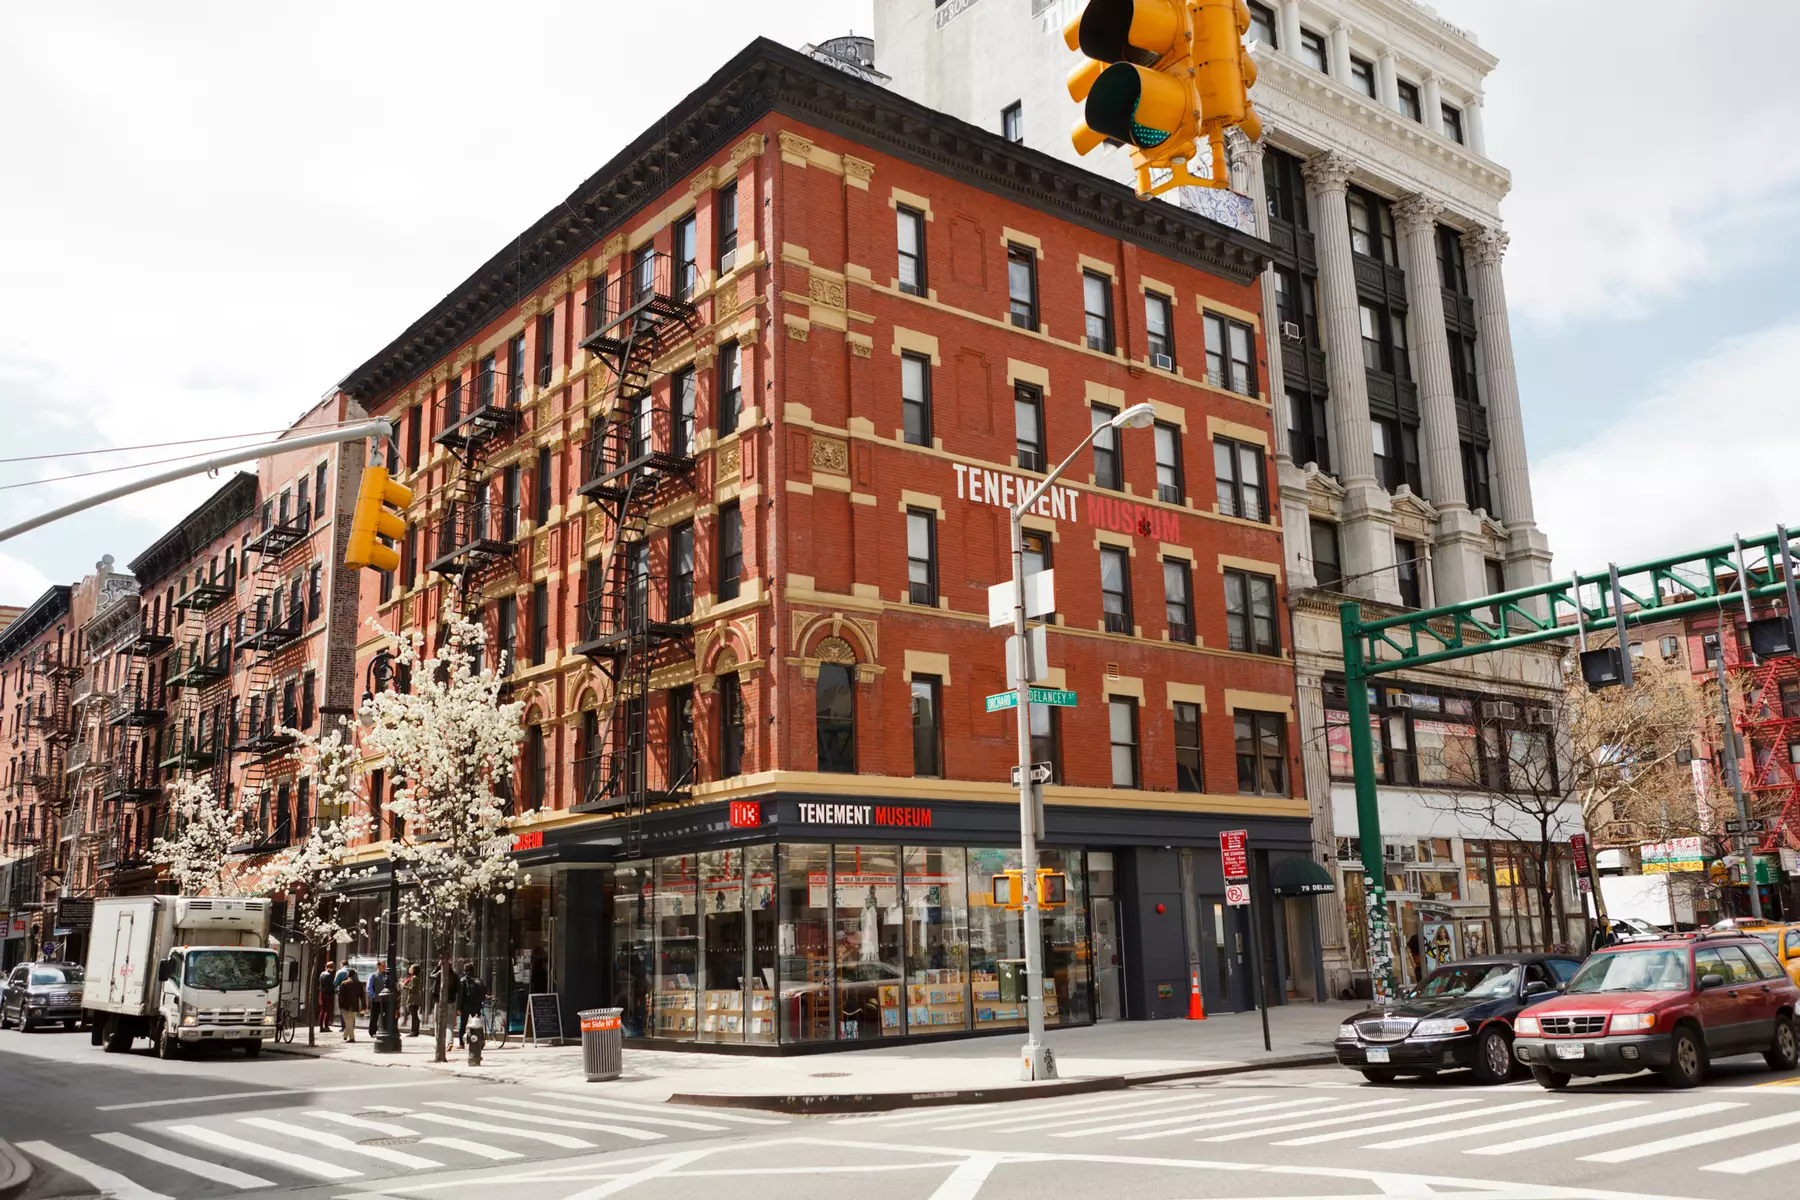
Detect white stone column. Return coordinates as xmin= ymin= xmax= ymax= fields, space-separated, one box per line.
xmin=1278 ymin=0 xmax=1303 ymax=59
xmin=1302 ymin=151 xmax=1398 ymax=603
xmin=1328 ymin=22 xmax=1352 ymax=81
xmin=1421 ymin=72 xmax=1445 ymax=136
xmin=1464 ymin=226 xmax=1554 ymax=590
xmin=1465 ymin=97 xmax=1487 ymax=156
xmin=1377 ymin=49 xmax=1401 ymax=111
xmin=1394 ymin=195 xmax=1486 ymax=604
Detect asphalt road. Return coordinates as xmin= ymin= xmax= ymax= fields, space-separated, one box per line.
xmin=6 ymin=1029 xmax=1800 ymax=1200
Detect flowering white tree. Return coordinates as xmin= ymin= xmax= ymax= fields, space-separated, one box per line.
xmin=361 ymin=616 xmax=528 ymax=1061
xmin=150 ymin=775 xmax=254 ymax=896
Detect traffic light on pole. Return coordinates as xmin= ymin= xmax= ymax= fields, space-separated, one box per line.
xmin=344 ymin=464 xmax=412 ymax=572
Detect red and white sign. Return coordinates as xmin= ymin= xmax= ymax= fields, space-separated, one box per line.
xmin=1220 ymin=829 xmax=1249 ymax=882
xmin=728 ymin=801 xmax=762 ymax=828
xmin=511 ymin=830 xmax=544 ymax=852
xmin=1225 ymin=883 xmax=1251 ymax=907
xmin=1570 ymin=832 xmax=1591 ymax=874
xmin=579 ymin=1012 xmax=621 ymax=1033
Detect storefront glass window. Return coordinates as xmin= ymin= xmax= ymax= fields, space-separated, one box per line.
xmin=698 ymin=849 xmax=746 ymax=1043
xmin=1415 ymin=718 xmax=1480 ymax=785
xmin=610 ymin=863 xmax=652 ymax=1037
xmin=653 ymin=856 xmax=700 ymax=1039
xmin=506 ymin=878 xmax=553 ymax=1038
xmin=903 ymin=845 xmax=970 ymax=1032
xmin=1041 ymin=847 xmax=1089 ymax=1024
xmin=834 ymin=843 xmax=904 ymax=1040
xmin=746 ymin=845 xmax=776 ymax=1042
xmin=778 ymin=843 xmax=833 ymax=1042
xmin=1326 ymin=709 xmax=1385 ymax=781
xmin=968 ymin=847 xmax=1059 ymax=1030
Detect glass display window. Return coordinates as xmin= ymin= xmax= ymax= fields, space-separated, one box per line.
xmin=903 ymin=845 xmax=970 ymax=1033
xmin=778 ymin=843 xmax=833 ymax=1042
xmin=653 ymin=856 xmax=700 ymax=1039
xmin=834 ymin=844 xmax=904 ymax=1040
xmin=611 ymin=863 xmax=652 ymax=1038
xmin=698 ymin=849 xmax=746 ymax=1043
xmin=1040 ymin=847 xmax=1089 ymax=1024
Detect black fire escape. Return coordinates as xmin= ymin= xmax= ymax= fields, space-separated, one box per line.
xmin=572 ymin=250 xmax=701 ymax=856
xmin=232 ymin=496 xmax=312 ymax=852
xmin=426 ymin=358 xmax=524 ymax=595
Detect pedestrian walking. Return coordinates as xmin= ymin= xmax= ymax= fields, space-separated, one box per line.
xmin=337 ymin=967 xmax=364 ymax=1042
xmin=366 ymin=962 xmax=390 ymax=1037
xmin=401 ymin=964 xmax=422 ymax=1037
xmin=456 ymin=961 xmax=486 ymax=1048
xmin=316 ymin=960 xmax=336 ymax=1030
xmin=436 ymin=961 xmax=459 ymax=1045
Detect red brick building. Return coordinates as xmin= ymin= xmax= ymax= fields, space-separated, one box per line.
xmin=328 ymin=41 xmax=1313 ymax=1044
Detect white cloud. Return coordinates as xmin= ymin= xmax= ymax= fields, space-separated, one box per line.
xmin=1535 ymin=315 xmax=1800 ymax=575
xmin=0 ymin=551 xmax=53 ymax=608
xmin=1434 ymin=1 xmax=1800 ymax=326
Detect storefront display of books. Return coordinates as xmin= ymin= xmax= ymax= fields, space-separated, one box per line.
xmin=904 ymin=968 xmax=967 ymax=1029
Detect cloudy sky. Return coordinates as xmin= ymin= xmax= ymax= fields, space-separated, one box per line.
xmin=2 ymin=1 xmax=1797 ymax=606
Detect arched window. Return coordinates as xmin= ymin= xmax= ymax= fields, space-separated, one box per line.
xmin=816 ymin=663 xmax=856 ymax=774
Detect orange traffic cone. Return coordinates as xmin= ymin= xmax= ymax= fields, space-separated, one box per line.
xmin=1187 ymin=970 xmax=1207 ymax=1020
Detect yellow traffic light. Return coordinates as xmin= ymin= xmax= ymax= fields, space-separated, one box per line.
xmin=1193 ymin=0 xmax=1262 ymax=142
xmin=991 ymin=870 xmax=1068 ymax=909
xmin=344 ymin=464 xmax=413 ymax=573
xmin=992 ymin=871 xmax=1024 ymax=909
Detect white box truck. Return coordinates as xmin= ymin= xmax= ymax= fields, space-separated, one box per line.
xmin=83 ymin=896 xmax=282 ymax=1058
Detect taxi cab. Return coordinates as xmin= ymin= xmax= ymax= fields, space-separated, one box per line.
xmin=1727 ymin=921 xmax=1800 ymax=986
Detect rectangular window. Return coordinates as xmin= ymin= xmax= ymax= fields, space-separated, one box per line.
xmin=1082 ymin=270 xmax=1114 ymax=352
xmin=502 ymin=464 xmax=520 ymax=542
xmin=1311 ymin=519 xmax=1342 ymax=590
xmin=1100 ymin=545 xmax=1132 ymax=635
xmin=906 ymin=508 xmax=938 ymax=606
xmin=307 ymin=562 xmax=322 ymax=622
xmin=537 ymin=311 xmax=555 ymax=386
xmin=1023 ymin=529 xmax=1054 ymax=622
xmin=668 ymin=521 xmax=694 ymax=621
xmin=1006 ymin=243 xmax=1038 ymax=329
xmin=404 ymin=408 xmax=421 ymax=476
xmin=1203 ymin=312 xmax=1256 ymax=395
xmin=672 ymin=366 xmax=696 ymax=458
xmin=673 ymin=212 xmax=698 ymax=299
xmin=1299 ymin=27 xmax=1328 ymax=73
xmin=717 ymin=341 xmax=742 ymax=434
xmin=507 ymin=333 xmax=526 ymax=406
xmin=716 ymin=181 xmax=739 ymax=273
xmin=1439 ymin=226 xmax=1470 ymax=296
xmin=719 ymin=672 xmax=745 ymax=777
xmin=1235 ymin=710 xmax=1288 ymax=795
xmin=901 ymin=351 xmax=932 ymax=446
xmin=1462 ymin=441 xmax=1493 ymax=514
xmin=1109 ymin=697 xmax=1140 ymax=788
xmin=1092 ymin=404 xmax=1122 ymax=491
xmin=1223 ymin=569 xmax=1279 ymax=655
xmin=402 ymin=527 xmax=417 ymax=590
xmin=631 ymin=244 xmax=655 ymax=304
xmin=1001 ymin=101 xmax=1023 ymax=142
xmin=1247 ymin=1 xmax=1277 ymax=47
xmin=1350 ymin=55 xmax=1376 ymax=97
xmin=535 ymin=446 xmax=552 ymax=524
xmin=1213 ymin=437 xmax=1267 ymax=521
xmin=495 ymin=595 xmax=516 ymax=676
xmin=816 ymin=663 xmax=856 ymax=774
xmin=1397 ymin=79 xmax=1422 ymax=122
xmin=1174 ymin=701 xmax=1204 ymax=792
xmin=1360 ymin=302 xmax=1386 ymax=371
xmin=1286 ymin=390 xmax=1331 ymax=473
xmin=717 ymin=501 xmax=743 ymax=602
xmin=897 ymin=205 xmax=927 ymax=295
xmin=1154 ymin=421 xmax=1183 ymax=503
xmin=1163 ymin=558 xmax=1194 ymax=645
xmin=300 ymin=670 xmax=316 ymax=731
xmin=911 ymin=675 xmax=943 ymax=777
xmin=524 ymin=725 xmax=546 ymax=809
xmin=1014 ymin=383 xmax=1045 ymax=472
xmin=1663 ymin=635 xmax=1685 ymax=664
xmin=1483 ymin=559 xmax=1508 ymax=633
xmin=530 ymin=581 xmax=549 ymax=665
xmin=669 ymin=686 xmax=694 ymax=788
xmin=478 ymin=352 xmax=497 ymax=408
xmin=1394 ymin=538 xmax=1423 ymax=608
xmin=1145 ymin=291 xmax=1174 ymax=367
xmin=1441 ymin=104 xmax=1465 ymax=144
xmin=296 ymin=477 xmax=309 ymax=531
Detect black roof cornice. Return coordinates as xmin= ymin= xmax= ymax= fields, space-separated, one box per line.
xmin=127 ymin=472 xmax=259 ymax=589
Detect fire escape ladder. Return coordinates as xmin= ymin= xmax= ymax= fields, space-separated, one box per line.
xmin=233 ymin=521 xmax=306 ymax=850
xmin=1733 ymin=652 xmax=1800 ymax=854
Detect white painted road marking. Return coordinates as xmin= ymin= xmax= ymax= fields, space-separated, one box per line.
xmin=403 ymin=1110 xmax=595 ymax=1149
xmin=93 ymin=1131 xmax=275 ymax=1189
xmin=1363 ymin=1100 xmax=1648 ymax=1150
xmin=18 ymin=1140 xmax=175 ymax=1200
xmin=237 ymin=1117 xmax=442 ymax=1168
xmin=1276 ymin=1098 xmax=1560 ymax=1146
xmin=1465 ymin=1101 xmax=1745 ymax=1155
xmin=164 ymin=1124 xmax=362 ymax=1181
xmin=422 ymin=1101 xmax=664 ymax=1140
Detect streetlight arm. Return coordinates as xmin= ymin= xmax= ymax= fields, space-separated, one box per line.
xmin=1012 ymin=401 xmax=1154 ymax=518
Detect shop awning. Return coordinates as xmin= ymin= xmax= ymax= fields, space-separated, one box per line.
xmin=1271 ymin=857 xmax=1336 ymax=897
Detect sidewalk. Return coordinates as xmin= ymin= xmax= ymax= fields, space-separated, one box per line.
xmin=271 ymin=1002 xmax=1355 ymax=1112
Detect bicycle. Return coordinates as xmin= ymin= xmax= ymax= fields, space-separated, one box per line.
xmin=480 ymin=999 xmax=511 ymax=1047
xmin=274 ymin=1001 xmax=297 ymax=1044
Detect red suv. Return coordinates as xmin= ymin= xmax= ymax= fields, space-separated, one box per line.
xmin=1513 ymin=932 xmax=1800 ymax=1088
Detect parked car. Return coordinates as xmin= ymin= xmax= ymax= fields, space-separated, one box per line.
xmin=1335 ymin=953 xmax=1583 ymax=1085
xmin=1514 ymin=931 xmax=1800 ymax=1089
xmin=0 ymin=962 xmax=86 ymax=1031
xmin=1609 ymin=917 xmax=1669 ymax=942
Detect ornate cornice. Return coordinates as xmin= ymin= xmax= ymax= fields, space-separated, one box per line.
xmin=0 ymin=585 xmax=72 ymax=663
xmin=337 ymin=39 xmax=1272 ymax=404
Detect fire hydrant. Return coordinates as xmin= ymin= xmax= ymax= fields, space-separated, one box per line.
xmin=465 ymin=1014 xmax=486 ymax=1065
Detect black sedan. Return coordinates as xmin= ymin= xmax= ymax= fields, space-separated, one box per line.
xmin=1335 ymin=953 xmax=1582 ymax=1084
xmin=1 ymin=962 xmax=86 ymax=1032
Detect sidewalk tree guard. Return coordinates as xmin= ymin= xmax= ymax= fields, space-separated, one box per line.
xmin=1340 ymin=523 xmax=1800 ymax=1002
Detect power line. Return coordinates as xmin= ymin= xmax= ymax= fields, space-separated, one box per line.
xmin=0 ymin=422 xmax=365 ymax=467
xmin=0 ymin=442 xmax=277 ymax=492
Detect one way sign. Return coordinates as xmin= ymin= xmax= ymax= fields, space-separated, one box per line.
xmin=1011 ymin=762 xmax=1054 ymax=787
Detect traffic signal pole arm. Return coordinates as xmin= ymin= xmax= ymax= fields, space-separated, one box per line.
xmin=0 ymin=419 xmax=394 ymax=547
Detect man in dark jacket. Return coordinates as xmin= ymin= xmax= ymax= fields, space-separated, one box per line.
xmin=367 ymin=963 xmax=389 ymax=1037
xmin=316 ymin=961 xmax=335 ymax=1031
xmin=456 ymin=962 xmax=485 ymax=1047
xmin=337 ymin=968 xmax=364 ymax=1043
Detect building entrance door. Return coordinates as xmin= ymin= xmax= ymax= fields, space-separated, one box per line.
xmin=1092 ymin=897 xmax=1125 ymax=1020
xmin=1214 ymin=901 xmax=1254 ymax=1012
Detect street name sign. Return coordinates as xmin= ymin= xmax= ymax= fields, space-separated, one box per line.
xmin=986 ymin=688 xmax=1078 ymax=712
xmin=1010 ymin=762 xmax=1054 ymax=786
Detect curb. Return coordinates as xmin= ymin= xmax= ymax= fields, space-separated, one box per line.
xmin=0 ymin=1139 xmax=34 ymax=1200
xmin=669 ymin=1051 xmax=1338 ymax=1114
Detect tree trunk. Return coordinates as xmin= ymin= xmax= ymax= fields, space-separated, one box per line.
xmin=1538 ymin=841 xmax=1556 ymax=951
xmin=433 ymin=950 xmax=451 ymax=1063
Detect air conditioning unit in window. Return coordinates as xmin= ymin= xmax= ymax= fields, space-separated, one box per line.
xmin=1281 ymin=321 xmax=1302 ymax=341
xmin=1527 ymin=708 xmax=1556 ymax=726
xmin=1480 ymin=701 xmax=1518 ymax=721
xmin=1152 ymin=352 xmax=1174 ymax=371
xmin=1388 ymin=693 xmax=1413 ymax=708
xmin=719 ymin=248 xmax=738 ymax=274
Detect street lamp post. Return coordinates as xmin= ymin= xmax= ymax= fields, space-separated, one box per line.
xmin=362 ymin=652 xmax=404 ymax=1055
xmin=1008 ymin=401 xmax=1156 ymax=1081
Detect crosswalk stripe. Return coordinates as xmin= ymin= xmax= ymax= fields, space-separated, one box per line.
xmin=1123 ymin=1096 xmax=1382 ymax=1142
xmin=1584 ymin=1111 xmax=1800 ymax=1165
xmin=237 ymin=1118 xmax=443 ymax=1169
xmin=404 ymin=1111 xmax=594 ymax=1150
xmin=308 ymin=1112 xmax=420 ymax=1138
xmin=93 ymin=1132 xmax=275 ymax=1189
xmin=1275 ymin=1099 xmax=1559 ymax=1146
xmin=1200 ymin=1098 xmax=1480 ymax=1144
xmin=1465 ymin=1101 xmax=1745 ymax=1156
xmin=535 ymin=1095 xmax=787 ymax=1126
xmin=945 ymin=1093 xmax=1243 ymax=1133
xmin=1056 ymin=1096 xmax=1335 ymax=1140
xmin=1364 ymin=1100 xmax=1646 ymax=1150
xmin=423 ymin=1101 xmax=664 ymax=1141
xmin=490 ymin=1097 xmax=728 ymax=1131
xmin=164 ymin=1126 xmax=362 ymax=1181
xmin=420 ymin=1137 xmax=523 ymax=1162
xmin=18 ymin=1140 xmax=175 ymax=1200
xmin=1701 ymin=1139 xmax=1800 ymax=1175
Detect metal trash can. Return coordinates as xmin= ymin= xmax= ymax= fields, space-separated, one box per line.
xmin=579 ymin=1007 xmax=624 ymax=1082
